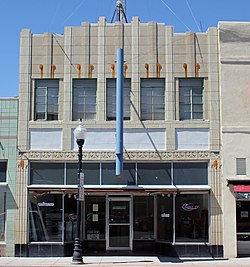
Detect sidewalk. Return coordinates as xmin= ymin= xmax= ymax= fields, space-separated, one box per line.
xmin=0 ymin=256 xmax=250 ymax=267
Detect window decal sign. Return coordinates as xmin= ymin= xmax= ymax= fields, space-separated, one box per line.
xmin=182 ymin=203 xmax=199 ymax=212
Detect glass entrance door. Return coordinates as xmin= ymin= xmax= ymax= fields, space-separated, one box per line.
xmin=107 ymin=197 xmax=131 ymax=250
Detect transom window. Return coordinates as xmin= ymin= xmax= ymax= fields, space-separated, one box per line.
xmin=141 ymin=78 xmax=165 ymax=120
xmin=72 ymin=79 xmax=97 ymax=121
xmin=106 ymin=78 xmax=131 ymax=120
xmin=34 ymin=79 xmax=59 ymax=121
xmin=179 ymin=78 xmax=204 ymax=120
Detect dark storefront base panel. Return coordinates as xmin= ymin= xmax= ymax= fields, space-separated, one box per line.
xmin=15 ymin=242 xmax=223 ymax=258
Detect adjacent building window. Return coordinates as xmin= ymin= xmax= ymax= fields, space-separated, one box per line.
xmin=0 ymin=162 xmax=7 ymax=182
xmin=34 ymin=79 xmax=59 ymax=121
xmin=73 ymin=79 xmax=97 ymax=121
xmin=179 ymin=78 xmax=204 ymax=120
xmin=0 ymin=192 xmax=6 ymax=241
xmin=106 ymin=78 xmax=131 ymax=120
xmin=141 ymin=79 xmax=165 ymax=120
xmin=236 ymin=158 xmax=246 ymax=175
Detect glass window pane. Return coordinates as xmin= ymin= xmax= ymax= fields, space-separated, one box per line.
xmin=0 ymin=162 xmax=7 ymax=182
xmin=134 ymin=196 xmax=154 ymax=240
xmin=175 ymin=194 xmax=209 ymax=242
xmin=72 ymin=79 xmax=97 ymax=121
xmin=179 ymin=78 xmax=204 ymax=121
xmin=157 ymin=195 xmax=173 ymax=241
xmin=64 ymin=195 xmax=77 ymax=241
xmin=29 ymin=192 xmax=63 ymax=242
xmin=137 ymin=163 xmax=171 ymax=185
xmin=35 ymin=80 xmax=59 ymax=121
xmin=141 ymin=79 xmax=165 ymax=121
xmin=0 ymin=192 xmax=6 ymax=241
xmin=173 ymin=162 xmax=208 ymax=185
xmin=102 ymin=163 xmax=136 ymax=185
xmin=85 ymin=196 xmax=106 ymax=240
xmin=30 ymin=162 xmax=64 ymax=185
xmin=66 ymin=163 xmax=100 ymax=185
xmin=106 ymin=78 xmax=131 ymax=120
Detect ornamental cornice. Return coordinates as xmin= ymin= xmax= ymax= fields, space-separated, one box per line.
xmin=20 ymin=150 xmax=220 ymax=161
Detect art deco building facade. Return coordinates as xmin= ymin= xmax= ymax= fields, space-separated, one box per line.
xmin=15 ymin=17 xmax=223 ymax=257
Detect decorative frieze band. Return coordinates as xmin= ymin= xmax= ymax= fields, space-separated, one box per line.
xmin=21 ymin=150 xmax=219 ymax=161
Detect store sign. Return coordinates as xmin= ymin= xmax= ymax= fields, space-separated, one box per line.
xmin=182 ymin=203 xmax=199 ymax=212
xmin=38 ymin=202 xmax=54 ymax=207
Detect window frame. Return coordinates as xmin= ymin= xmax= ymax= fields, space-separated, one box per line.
xmin=72 ymin=78 xmax=97 ymax=121
xmin=34 ymin=79 xmax=59 ymax=121
xmin=106 ymin=78 xmax=131 ymax=121
xmin=236 ymin=158 xmax=247 ymax=176
xmin=0 ymin=162 xmax=7 ymax=183
xmin=177 ymin=78 xmax=205 ymax=121
xmin=140 ymin=78 xmax=165 ymax=121
xmin=0 ymin=192 xmax=6 ymax=242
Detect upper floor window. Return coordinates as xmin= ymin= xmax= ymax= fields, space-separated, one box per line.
xmin=141 ymin=78 xmax=165 ymax=120
xmin=73 ymin=79 xmax=97 ymax=121
xmin=179 ymin=78 xmax=204 ymax=120
xmin=35 ymin=79 xmax=59 ymax=121
xmin=236 ymin=158 xmax=246 ymax=175
xmin=106 ymin=78 xmax=131 ymax=121
xmin=0 ymin=162 xmax=7 ymax=183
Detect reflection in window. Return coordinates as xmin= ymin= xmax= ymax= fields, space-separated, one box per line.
xmin=0 ymin=192 xmax=6 ymax=241
xmin=175 ymin=194 xmax=208 ymax=242
xmin=64 ymin=194 xmax=77 ymax=241
xmin=29 ymin=192 xmax=63 ymax=242
xmin=85 ymin=196 xmax=105 ymax=240
xmin=133 ymin=196 xmax=154 ymax=240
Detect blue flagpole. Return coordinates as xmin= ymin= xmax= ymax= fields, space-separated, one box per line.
xmin=116 ymin=48 xmax=124 ymax=177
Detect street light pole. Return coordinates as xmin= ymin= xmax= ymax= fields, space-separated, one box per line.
xmin=72 ymin=119 xmax=87 ymax=264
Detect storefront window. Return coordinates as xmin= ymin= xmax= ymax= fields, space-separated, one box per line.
xmin=85 ymin=196 xmax=105 ymax=240
xmin=173 ymin=162 xmax=208 ymax=185
xmin=133 ymin=196 xmax=154 ymax=240
xmin=0 ymin=192 xmax=6 ymax=241
xmin=237 ymin=200 xmax=250 ymax=233
xmin=64 ymin=194 xmax=77 ymax=241
xmin=157 ymin=195 xmax=173 ymax=241
xmin=175 ymin=194 xmax=208 ymax=242
xmin=137 ymin=163 xmax=171 ymax=185
xmin=66 ymin=163 xmax=100 ymax=185
xmin=29 ymin=192 xmax=63 ymax=242
xmin=102 ymin=163 xmax=136 ymax=185
xmin=30 ymin=163 xmax=64 ymax=185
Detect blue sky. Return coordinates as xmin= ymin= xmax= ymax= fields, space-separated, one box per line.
xmin=1 ymin=0 xmax=250 ymax=97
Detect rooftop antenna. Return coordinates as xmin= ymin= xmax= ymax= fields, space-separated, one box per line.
xmin=111 ymin=0 xmax=128 ymax=23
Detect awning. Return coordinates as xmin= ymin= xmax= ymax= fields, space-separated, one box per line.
xmin=234 ymin=185 xmax=250 ymax=193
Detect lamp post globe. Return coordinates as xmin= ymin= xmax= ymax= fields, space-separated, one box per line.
xmin=72 ymin=118 xmax=86 ymax=264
